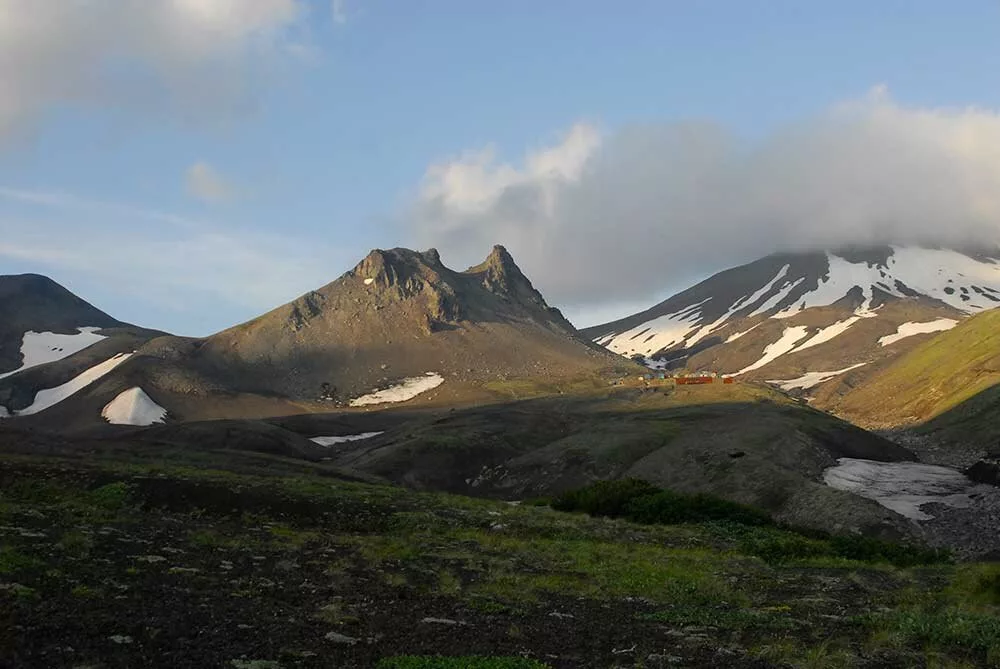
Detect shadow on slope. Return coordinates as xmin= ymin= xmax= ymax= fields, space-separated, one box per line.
xmin=320 ymin=386 xmax=914 ymax=539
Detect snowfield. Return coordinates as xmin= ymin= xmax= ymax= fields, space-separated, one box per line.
xmin=310 ymin=432 xmax=384 ymax=446
xmin=0 ymin=327 xmax=106 ymax=380
xmin=736 ymin=326 xmax=809 ymax=375
xmin=769 ymin=363 xmax=867 ymax=391
xmin=878 ymin=318 xmax=958 ymax=347
xmin=823 ymin=457 xmax=978 ymax=521
xmin=349 ymin=373 xmax=444 ymax=407
xmin=16 ymin=353 xmax=133 ymax=416
xmin=101 ymin=387 xmax=167 ymax=426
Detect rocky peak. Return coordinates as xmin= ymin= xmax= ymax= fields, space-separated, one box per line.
xmin=466 ymin=245 xmax=545 ymax=306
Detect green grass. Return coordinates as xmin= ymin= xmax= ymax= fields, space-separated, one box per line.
xmin=0 ymin=546 xmax=44 ymax=575
xmin=377 ymin=657 xmax=550 ymax=669
xmin=551 ymin=480 xmax=949 ymax=568
xmin=0 ymin=453 xmax=990 ymax=667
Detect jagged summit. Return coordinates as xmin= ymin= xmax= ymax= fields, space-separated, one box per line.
xmin=88 ymin=244 xmax=628 ymax=416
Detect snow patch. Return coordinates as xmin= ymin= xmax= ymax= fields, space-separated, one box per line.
xmin=101 ymin=387 xmax=167 ymax=426
xmin=16 ymin=353 xmax=133 ymax=416
xmin=363 ymin=278 xmax=374 ymax=286
xmin=725 ymin=324 xmax=760 ymax=343
xmin=0 ymin=327 xmax=106 ymax=380
xmin=310 ymin=432 xmax=384 ymax=446
xmin=768 ymin=363 xmax=868 ymax=391
xmin=736 ymin=326 xmax=810 ymax=375
xmin=878 ymin=318 xmax=958 ymax=347
xmin=823 ymin=458 xmax=978 ymax=521
xmin=349 ymin=373 xmax=444 ymax=407
xmin=597 ymin=298 xmax=712 ymax=357
xmin=793 ymin=317 xmax=861 ymax=353
xmin=776 ymin=247 xmax=1000 ymax=318
xmin=687 ymin=266 xmax=790 ymax=347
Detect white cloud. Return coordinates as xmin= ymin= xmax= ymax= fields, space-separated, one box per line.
xmin=407 ymin=88 xmax=1000 ymax=314
xmin=0 ymin=0 xmax=309 ymax=142
xmin=185 ymin=162 xmax=236 ymax=203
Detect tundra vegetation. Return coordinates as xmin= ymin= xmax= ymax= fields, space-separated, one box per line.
xmin=2 ymin=450 xmax=998 ymax=668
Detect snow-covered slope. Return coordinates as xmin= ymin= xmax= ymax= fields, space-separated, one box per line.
xmin=12 ymin=353 xmax=133 ymax=417
xmin=584 ymin=246 xmax=1000 ymax=389
xmin=0 ymin=327 xmax=106 ymax=380
xmin=588 ymin=246 xmax=1000 ymax=361
xmin=101 ymin=387 xmax=167 ymax=426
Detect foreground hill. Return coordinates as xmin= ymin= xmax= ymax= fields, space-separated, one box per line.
xmin=583 ymin=246 xmax=1000 ymax=403
xmin=1 ymin=443 xmax=995 ymax=668
xmin=2 ymin=247 xmax=632 ymax=427
xmin=825 ymin=309 xmax=1000 ymax=454
xmin=269 ymin=381 xmax=917 ymax=538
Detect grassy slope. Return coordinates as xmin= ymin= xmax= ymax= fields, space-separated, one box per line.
xmin=2 ymin=451 xmax=1000 ymax=668
xmin=830 ymin=309 xmax=1000 ymax=431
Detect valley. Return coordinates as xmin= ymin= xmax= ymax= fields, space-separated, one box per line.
xmin=4 ymin=244 xmax=1000 ymax=667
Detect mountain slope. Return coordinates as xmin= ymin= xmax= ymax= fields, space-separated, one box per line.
xmin=583 ymin=246 xmax=1000 ymax=399
xmin=0 ymin=273 xmax=126 ymax=373
xmin=824 ymin=309 xmax=1000 ymax=449
xmin=0 ymin=274 xmax=166 ymax=418
xmin=4 ymin=247 xmax=632 ymax=426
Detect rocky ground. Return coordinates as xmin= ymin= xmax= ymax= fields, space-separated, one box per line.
xmin=3 ymin=451 xmax=1000 ymax=669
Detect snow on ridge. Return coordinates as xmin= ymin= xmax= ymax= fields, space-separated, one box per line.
xmin=768 ymin=363 xmax=867 ymax=391
xmin=0 ymin=327 xmax=106 ymax=380
xmin=311 ymin=432 xmax=384 ymax=446
xmin=736 ymin=326 xmax=810 ymax=375
xmin=16 ymin=353 xmax=133 ymax=416
xmin=749 ymin=277 xmax=806 ymax=318
xmin=598 ymin=246 xmax=1000 ymax=359
xmin=101 ymin=387 xmax=167 ymax=426
xmin=878 ymin=318 xmax=958 ymax=347
xmin=599 ymin=298 xmax=712 ymax=357
xmin=775 ymin=247 xmax=1000 ymax=319
xmin=793 ymin=317 xmax=861 ymax=353
xmin=725 ymin=324 xmax=761 ymax=343
xmin=684 ymin=266 xmax=791 ymax=348
xmin=349 ymin=373 xmax=444 ymax=407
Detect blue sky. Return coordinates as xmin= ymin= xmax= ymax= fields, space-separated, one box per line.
xmin=2 ymin=0 xmax=1000 ymax=335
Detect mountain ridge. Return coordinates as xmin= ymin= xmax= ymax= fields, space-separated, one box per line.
xmin=583 ymin=245 xmax=1000 ymax=403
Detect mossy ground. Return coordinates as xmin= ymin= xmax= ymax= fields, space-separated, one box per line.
xmin=1 ymin=454 xmax=998 ymax=668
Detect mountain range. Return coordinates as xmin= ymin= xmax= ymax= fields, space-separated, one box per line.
xmin=4 ymin=242 xmax=1000 ymax=548
xmin=0 ymin=246 xmax=629 ymax=427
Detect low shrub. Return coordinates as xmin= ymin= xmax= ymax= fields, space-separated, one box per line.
xmin=829 ymin=534 xmax=950 ymax=567
xmin=626 ymin=490 xmax=772 ymax=527
xmin=551 ymin=478 xmax=658 ymax=517
xmin=87 ymin=482 xmax=134 ymax=511
xmin=376 ymin=657 xmax=550 ymax=669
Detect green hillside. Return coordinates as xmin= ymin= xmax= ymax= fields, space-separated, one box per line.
xmin=832 ymin=309 xmax=1000 ymax=433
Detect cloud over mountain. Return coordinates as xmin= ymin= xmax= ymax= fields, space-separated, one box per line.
xmin=408 ymin=87 xmax=1000 ymax=314
xmin=0 ymin=0 xmax=312 ymax=142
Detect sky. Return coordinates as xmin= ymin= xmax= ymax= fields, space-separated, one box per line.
xmin=2 ymin=1 xmax=1000 ymax=336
